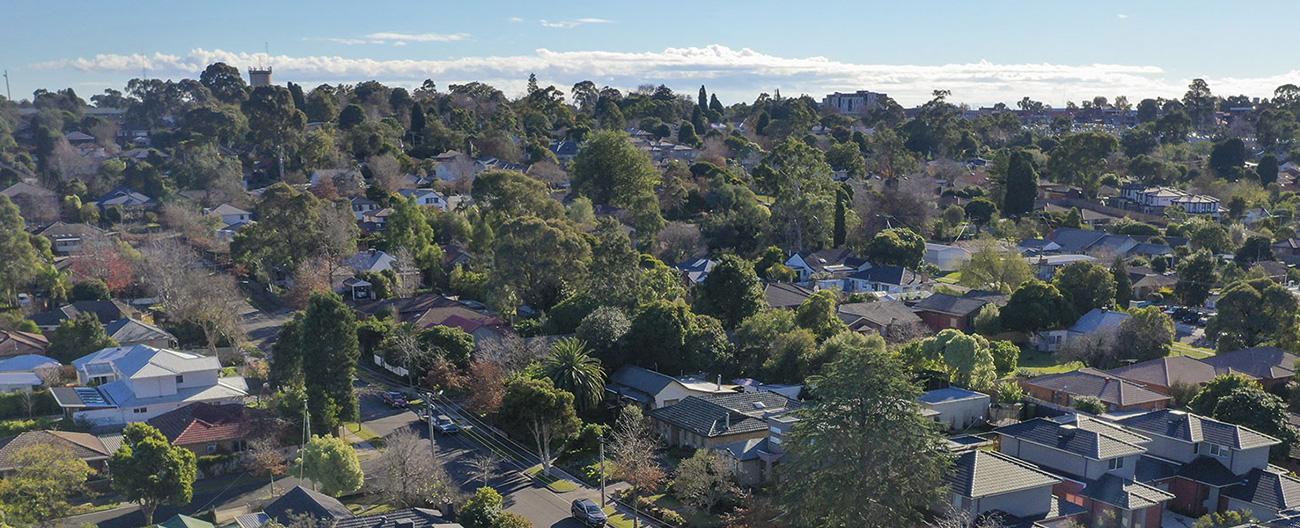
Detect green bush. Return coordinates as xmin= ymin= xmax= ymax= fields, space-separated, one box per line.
xmin=657 ymin=509 xmax=686 ymax=527
xmin=0 ymin=419 xmax=40 ymax=436
xmin=0 ymin=390 xmax=60 ymax=420
xmin=581 ymin=460 xmax=613 ymax=482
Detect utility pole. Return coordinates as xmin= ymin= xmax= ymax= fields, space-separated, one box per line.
xmin=300 ymin=394 xmax=310 ymax=483
xmin=2 ymin=70 xmax=10 ymax=101
xmin=598 ymin=436 xmax=607 ymax=507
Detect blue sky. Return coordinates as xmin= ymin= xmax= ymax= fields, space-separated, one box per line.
xmin=5 ymin=0 xmax=1300 ymax=106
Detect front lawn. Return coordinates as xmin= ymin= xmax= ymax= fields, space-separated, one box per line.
xmin=1169 ymin=341 xmax=1214 ymax=359
xmin=1016 ymin=349 xmax=1082 ymax=376
xmin=523 ymin=464 xmax=581 ymax=493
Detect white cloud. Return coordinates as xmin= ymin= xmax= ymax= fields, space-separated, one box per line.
xmin=539 ymin=18 xmax=612 ymax=29
xmin=32 ymin=45 xmax=1300 ymax=106
xmin=1117 ymin=13 xmax=1129 ymax=19
xmin=311 ymin=32 xmax=468 ymax=46
xmin=508 ymin=17 xmax=524 ymax=23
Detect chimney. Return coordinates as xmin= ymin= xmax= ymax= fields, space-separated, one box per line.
xmin=725 ymin=413 xmax=731 ymax=430
xmin=717 ymin=374 xmax=722 ymax=391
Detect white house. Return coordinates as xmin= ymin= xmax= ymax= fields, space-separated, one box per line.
xmin=924 ymin=243 xmax=973 ymax=272
xmin=0 ymin=354 xmax=60 ymax=392
xmin=605 ymin=365 xmax=740 ymax=409
xmin=397 ymin=188 xmax=448 ymax=210
xmin=52 ymin=345 xmax=247 ymax=426
xmin=1035 ymin=308 xmax=1131 ymax=353
xmin=204 ymin=204 xmax=252 ymax=226
xmin=918 ymin=387 xmax=991 ymax=431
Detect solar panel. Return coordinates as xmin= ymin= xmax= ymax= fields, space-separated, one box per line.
xmin=74 ymin=387 xmax=109 ymax=407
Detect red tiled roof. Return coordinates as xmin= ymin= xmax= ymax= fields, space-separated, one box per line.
xmin=147 ymin=403 xmax=254 ymax=447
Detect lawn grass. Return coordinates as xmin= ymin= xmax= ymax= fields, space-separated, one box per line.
xmin=935 ymin=271 xmax=963 ymax=284
xmin=1016 ymin=349 xmax=1083 ymax=376
xmin=603 ymin=507 xmax=636 ymax=528
xmin=1169 ymin=341 xmax=1214 ymax=359
xmin=644 ymin=493 xmax=722 ymax=528
xmin=523 ymin=464 xmax=581 ymax=493
xmin=342 ymin=422 xmax=384 ymax=446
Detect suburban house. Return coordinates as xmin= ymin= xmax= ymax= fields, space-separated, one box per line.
xmin=0 ymin=354 xmax=61 ymax=392
xmin=763 ymin=282 xmax=814 ymax=309
xmin=1119 ymin=185 xmax=1221 ymax=217
xmin=0 ymin=430 xmax=112 ymax=474
xmin=784 ymin=248 xmax=868 ymax=284
xmin=1035 ymin=308 xmax=1130 ymax=353
xmin=943 ymin=450 xmax=1086 ymax=527
xmin=52 ymin=345 xmax=248 ymax=426
xmin=30 ymin=300 xmax=135 ymax=331
xmin=673 ymin=258 xmax=717 ymax=285
xmin=95 ymin=186 xmax=155 ymax=212
xmin=237 ymin=486 xmax=462 ymax=528
xmin=925 ymin=243 xmax=972 ymax=272
xmin=1197 ymin=347 xmax=1298 ymax=391
xmin=204 ymin=204 xmax=252 ymax=226
xmin=432 ymin=150 xmax=476 ymax=181
xmin=1106 ymin=356 xmax=1249 ymax=395
xmin=1117 ymin=410 xmax=1283 ymax=519
xmin=648 ymin=391 xmax=796 ymax=450
xmin=1127 ymin=267 xmax=1178 ymax=300
xmin=919 ymin=387 xmax=991 ymax=432
xmin=36 ymin=222 xmax=109 ymax=255
xmin=549 ymin=140 xmax=580 ymax=165
xmin=1031 ymin=254 xmax=1099 ymax=280
xmin=0 ymin=181 xmax=59 ymax=223
xmin=1022 ymin=368 xmax=1171 ymax=412
xmin=843 ymin=266 xmax=931 ymax=300
xmin=994 ymin=417 xmax=1173 ymax=527
xmin=605 ymin=365 xmax=740 ymax=409
xmin=716 ymin=412 xmax=795 ymax=486
xmin=835 ymin=301 xmax=927 ymax=342
xmin=0 ymin=330 xmax=48 ymax=357
xmin=1271 ymin=238 xmax=1300 ymax=266
xmin=156 ymin=514 xmax=215 ymax=528
xmin=147 ymin=403 xmax=258 ymax=455
xmin=398 ymin=188 xmax=449 ymax=210
xmin=912 ymin=293 xmax=990 ymax=333
xmin=106 ymin=318 xmax=178 ymax=348
xmin=349 ymin=196 xmax=381 ymax=220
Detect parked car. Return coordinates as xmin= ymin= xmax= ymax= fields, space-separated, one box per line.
xmin=382 ymin=391 xmax=408 ymax=408
xmin=571 ymin=498 xmax=607 ymax=527
xmin=431 ymin=414 xmax=461 ymax=435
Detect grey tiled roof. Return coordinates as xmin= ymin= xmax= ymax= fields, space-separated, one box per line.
xmin=1176 ymin=456 xmax=1244 ymax=487
xmin=1107 ymin=356 xmax=1242 ymax=390
xmin=1200 ymin=347 xmax=1299 ymax=380
xmin=1223 ymin=467 xmax=1300 ymax=512
xmin=1117 ymin=409 xmax=1280 ymax=450
xmin=333 ymin=508 xmax=459 ymax=528
xmin=912 ymin=293 xmax=987 ymax=317
xmin=994 ymin=418 xmax=1146 ymax=460
xmin=263 ymin=486 xmax=351 ymax=525
xmin=946 ymin=450 xmax=1060 ymax=498
xmin=836 ymin=301 xmax=922 ymax=327
xmin=648 ymin=392 xmax=793 ymax=438
xmin=1024 ymin=368 xmax=1170 ymax=408
xmin=1081 ymin=473 xmax=1173 ymax=510
xmin=763 ymin=282 xmax=814 ymax=309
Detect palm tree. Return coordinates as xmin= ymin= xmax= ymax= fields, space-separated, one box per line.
xmin=542 ymin=338 xmax=606 ymax=411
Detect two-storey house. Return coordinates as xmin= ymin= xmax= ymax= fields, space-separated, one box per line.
xmin=994 ymin=417 xmax=1173 ymax=528
xmin=51 ymin=345 xmax=247 ymax=426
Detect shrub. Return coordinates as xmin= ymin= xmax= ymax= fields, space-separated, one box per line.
xmin=0 ymin=419 xmax=40 ymax=436
xmin=1072 ymin=396 xmax=1106 ymax=414
xmin=658 ymin=509 xmax=686 ymax=527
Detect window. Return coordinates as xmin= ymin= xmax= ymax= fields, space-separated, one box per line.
xmin=1107 ymin=457 xmax=1125 ymax=470
xmin=175 ymin=375 xmax=184 ymax=384
xmin=206 ymin=444 xmax=217 ymax=454
xmin=133 ymin=407 xmax=148 ymax=414
xmin=1201 ymin=443 xmax=1227 ymax=457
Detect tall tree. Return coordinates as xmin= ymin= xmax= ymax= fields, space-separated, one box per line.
xmin=958 ymin=242 xmax=1033 ymax=293
xmin=1052 ymin=261 xmax=1116 ymax=318
xmin=47 ymin=313 xmax=117 ymax=363
xmin=541 ymin=338 xmax=606 ymax=412
xmin=778 ymin=334 xmax=950 ymax=528
xmin=694 ymin=254 xmax=766 ymax=329
xmin=0 ymin=196 xmax=43 ymax=302
xmin=1000 ymin=280 xmax=1071 ymax=332
xmin=490 ymin=215 xmax=591 ymax=311
xmin=109 ymin=423 xmax=197 ymax=526
xmin=570 ymin=131 xmax=662 ymax=222
xmin=795 ymin=290 xmax=848 ymax=341
xmin=497 ymin=377 xmax=580 ymax=475
xmin=609 ymin=405 xmax=664 ymax=528
xmin=1176 ymin=250 xmax=1218 ymax=307
xmin=865 ymin=227 xmax=925 ymax=268
xmin=198 ymin=62 xmax=247 ymax=104
xmin=300 ymin=293 xmax=360 ymax=434
xmin=1111 ymin=257 xmax=1134 ymax=308
xmin=1002 ymin=149 xmax=1038 ymax=217
xmin=755 ymin=139 xmax=838 ymax=251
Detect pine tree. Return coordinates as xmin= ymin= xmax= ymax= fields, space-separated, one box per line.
xmin=697 ymin=85 xmax=708 ymax=109
xmin=409 ymin=102 xmax=426 ymax=135
xmin=1003 ymin=150 xmax=1038 ymax=217
xmin=709 ymin=93 xmax=724 ymax=114
xmin=833 ymin=193 xmax=847 ymax=247
xmin=300 ymin=293 xmax=360 ymax=434
xmin=1112 ymin=257 xmax=1133 ymax=308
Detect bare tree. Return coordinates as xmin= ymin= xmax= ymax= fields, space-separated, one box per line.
xmin=372 ymin=428 xmax=456 ymax=508
xmin=317 ymin=203 xmax=360 ymax=281
xmin=931 ymin=506 xmax=1009 ymax=528
xmin=477 ymin=334 xmax=547 ymax=374
xmin=654 ymin=222 xmax=705 ymax=264
xmin=465 ymin=452 xmax=499 ymax=488
xmin=389 ymin=248 xmax=418 ymax=298
xmin=367 ymin=155 xmax=403 ymax=193
xmin=137 ymin=239 xmax=246 ymax=353
xmin=609 ymin=405 xmax=664 ymax=528
xmin=245 ymin=437 xmax=287 ymax=498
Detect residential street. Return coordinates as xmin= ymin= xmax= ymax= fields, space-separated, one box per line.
xmin=62 ymin=374 xmax=642 ymax=528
